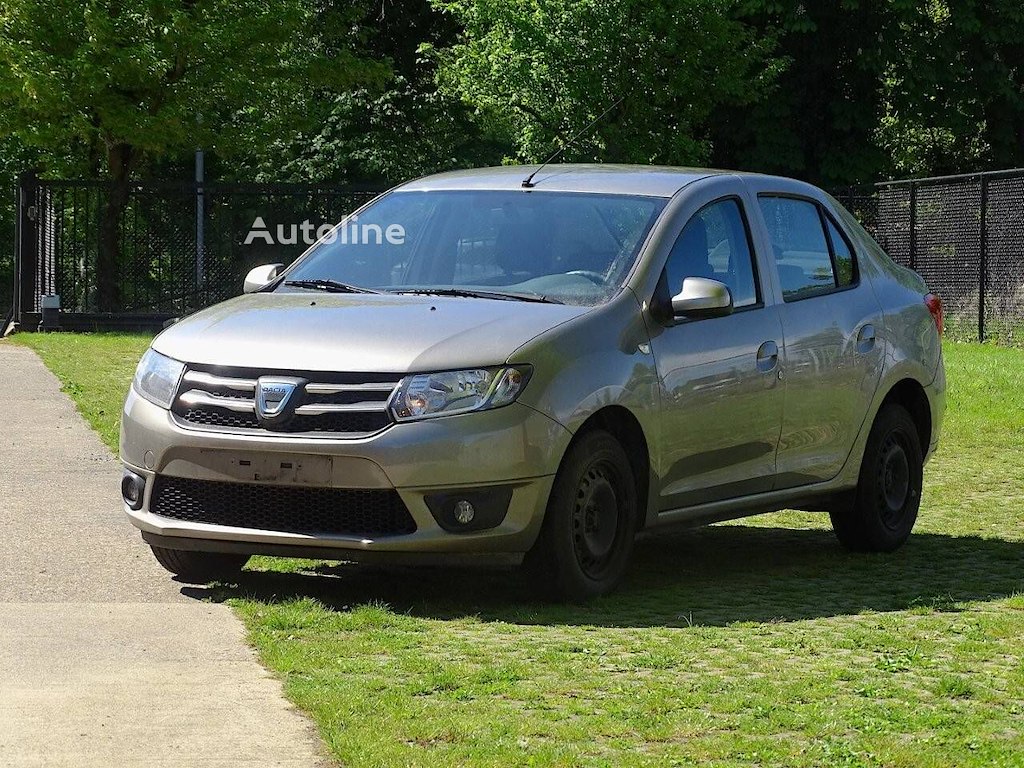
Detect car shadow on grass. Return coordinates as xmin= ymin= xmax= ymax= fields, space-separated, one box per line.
xmin=180 ymin=524 xmax=1024 ymax=628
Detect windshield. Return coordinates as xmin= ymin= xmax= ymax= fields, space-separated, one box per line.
xmin=280 ymin=190 xmax=666 ymax=306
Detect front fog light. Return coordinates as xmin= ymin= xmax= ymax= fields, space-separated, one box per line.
xmin=121 ymin=470 xmax=146 ymax=510
xmin=454 ymin=500 xmax=476 ymax=525
xmin=425 ymin=487 xmax=514 ymax=533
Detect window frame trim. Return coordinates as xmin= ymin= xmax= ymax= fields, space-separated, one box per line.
xmin=661 ymin=194 xmax=765 ymax=318
xmin=820 ymin=208 xmax=860 ymax=290
xmin=756 ymin=192 xmax=862 ymax=304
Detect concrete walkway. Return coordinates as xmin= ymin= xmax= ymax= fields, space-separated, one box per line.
xmin=0 ymin=344 xmax=328 ymax=767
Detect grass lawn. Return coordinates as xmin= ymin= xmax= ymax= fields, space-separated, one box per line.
xmin=8 ymin=332 xmax=1024 ymax=767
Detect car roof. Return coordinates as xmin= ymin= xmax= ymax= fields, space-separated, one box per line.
xmin=397 ymin=164 xmax=743 ymax=198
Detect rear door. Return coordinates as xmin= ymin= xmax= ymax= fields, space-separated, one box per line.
xmin=752 ymin=192 xmax=885 ymax=486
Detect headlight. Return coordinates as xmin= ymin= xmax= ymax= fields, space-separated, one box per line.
xmin=389 ymin=366 xmax=532 ymax=421
xmin=132 ymin=349 xmax=185 ymax=409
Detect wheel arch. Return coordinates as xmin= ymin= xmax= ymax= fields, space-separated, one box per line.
xmin=878 ymin=377 xmax=932 ymax=453
xmin=572 ymin=405 xmax=651 ymax=531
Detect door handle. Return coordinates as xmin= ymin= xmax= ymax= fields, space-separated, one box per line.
xmin=756 ymin=340 xmax=779 ymax=372
xmin=857 ymin=324 xmax=876 ymax=353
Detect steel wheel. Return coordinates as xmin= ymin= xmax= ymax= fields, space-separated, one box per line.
xmin=525 ymin=429 xmax=638 ymax=601
xmin=877 ymin=433 xmax=912 ymax=527
xmin=572 ymin=462 xmax=630 ymax=581
xmin=831 ymin=403 xmax=923 ymax=552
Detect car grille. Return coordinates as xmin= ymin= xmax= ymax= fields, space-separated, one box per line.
xmin=171 ymin=364 xmax=400 ymax=438
xmin=150 ymin=476 xmax=417 ymax=537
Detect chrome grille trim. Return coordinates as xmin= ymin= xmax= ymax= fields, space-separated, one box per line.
xmin=179 ymin=390 xmax=256 ymax=412
xmin=182 ymin=370 xmax=257 ymax=392
xmin=294 ymin=402 xmax=390 ymax=415
xmin=304 ymin=382 xmax=399 ymax=395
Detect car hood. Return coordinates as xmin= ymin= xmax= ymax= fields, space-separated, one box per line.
xmin=153 ymin=291 xmax=591 ymax=373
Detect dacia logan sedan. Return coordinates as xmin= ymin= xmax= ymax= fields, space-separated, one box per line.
xmin=121 ymin=165 xmax=945 ymax=600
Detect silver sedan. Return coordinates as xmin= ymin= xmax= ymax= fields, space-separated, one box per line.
xmin=120 ymin=165 xmax=946 ymax=600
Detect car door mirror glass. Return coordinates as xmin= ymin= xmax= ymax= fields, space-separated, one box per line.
xmin=243 ymin=263 xmax=284 ymax=294
xmin=671 ymin=277 xmax=734 ymax=319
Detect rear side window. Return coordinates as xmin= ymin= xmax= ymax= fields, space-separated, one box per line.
xmin=825 ymin=217 xmax=855 ymax=287
xmin=758 ymin=196 xmax=858 ymax=301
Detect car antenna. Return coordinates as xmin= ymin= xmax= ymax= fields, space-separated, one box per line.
xmin=521 ymin=97 xmax=624 ymax=189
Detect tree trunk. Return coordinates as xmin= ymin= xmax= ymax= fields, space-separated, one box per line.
xmin=97 ymin=143 xmax=134 ymax=312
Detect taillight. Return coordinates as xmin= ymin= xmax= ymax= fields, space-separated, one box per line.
xmin=924 ymin=293 xmax=943 ymax=336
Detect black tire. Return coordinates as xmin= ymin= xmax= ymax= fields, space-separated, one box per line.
xmin=524 ymin=429 xmax=638 ymax=601
xmin=830 ymin=403 xmax=923 ymax=552
xmin=150 ymin=545 xmax=249 ymax=582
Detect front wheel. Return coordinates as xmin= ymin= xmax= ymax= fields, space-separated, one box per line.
xmin=830 ymin=404 xmax=923 ymax=552
xmin=150 ymin=545 xmax=250 ymax=582
xmin=524 ymin=429 xmax=638 ymax=601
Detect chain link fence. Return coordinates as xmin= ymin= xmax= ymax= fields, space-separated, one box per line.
xmin=834 ymin=169 xmax=1024 ymax=345
xmin=13 ymin=176 xmax=384 ymax=329
xmin=10 ymin=170 xmax=1024 ymax=342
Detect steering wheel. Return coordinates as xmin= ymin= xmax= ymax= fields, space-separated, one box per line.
xmin=566 ymin=270 xmax=607 ymax=285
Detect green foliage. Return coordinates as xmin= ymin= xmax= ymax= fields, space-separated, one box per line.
xmin=229 ymin=0 xmax=503 ymax=185
xmin=0 ymin=0 xmax=384 ymax=175
xmin=2 ymin=0 xmax=1024 ymax=190
xmin=0 ymin=0 xmax=389 ymax=311
xmin=431 ymin=0 xmax=783 ymax=165
xmin=719 ymin=0 xmax=1024 ymax=184
xmin=234 ymin=75 xmax=505 ymax=186
xmin=878 ymin=0 xmax=1024 ymax=177
xmin=710 ymin=0 xmax=894 ymax=185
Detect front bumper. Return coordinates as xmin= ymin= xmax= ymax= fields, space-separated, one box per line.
xmin=120 ymin=388 xmax=570 ymax=559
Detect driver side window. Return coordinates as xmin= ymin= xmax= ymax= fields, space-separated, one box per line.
xmin=665 ymin=198 xmax=760 ymax=309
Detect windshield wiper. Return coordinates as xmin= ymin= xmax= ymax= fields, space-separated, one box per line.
xmin=390 ymin=287 xmax=562 ymax=304
xmin=284 ymin=278 xmax=379 ymax=294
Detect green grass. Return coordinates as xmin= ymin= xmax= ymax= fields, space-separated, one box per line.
xmin=8 ymin=332 xmax=1024 ymax=767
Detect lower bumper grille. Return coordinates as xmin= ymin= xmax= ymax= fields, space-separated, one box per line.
xmin=150 ymin=476 xmax=416 ymax=538
xmin=179 ymin=408 xmax=389 ymax=434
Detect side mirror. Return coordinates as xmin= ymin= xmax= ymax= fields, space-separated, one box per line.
xmin=670 ymin=277 xmax=733 ymax=319
xmin=243 ymin=263 xmax=284 ymax=294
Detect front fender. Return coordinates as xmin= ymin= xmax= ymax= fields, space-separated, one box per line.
xmin=511 ymin=292 xmax=659 ymax=433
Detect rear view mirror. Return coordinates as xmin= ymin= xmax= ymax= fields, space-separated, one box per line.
xmin=243 ymin=263 xmax=284 ymax=294
xmin=671 ymin=277 xmax=733 ymax=319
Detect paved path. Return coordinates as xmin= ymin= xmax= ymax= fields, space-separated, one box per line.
xmin=0 ymin=343 xmax=328 ymax=767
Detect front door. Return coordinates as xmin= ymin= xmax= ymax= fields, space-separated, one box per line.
xmin=648 ymin=195 xmax=785 ymax=510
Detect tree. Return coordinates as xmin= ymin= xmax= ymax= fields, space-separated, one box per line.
xmin=715 ymin=0 xmax=1024 ymax=184
xmin=232 ymin=0 xmax=505 ymax=185
xmin=430 ymin=0 xmax=781 ymax=166
xmin=0 ymin=0 xmax=384 ymax=310
xmin=878 ymin=0 xmax=1024 ymax=177
xmin=709 ymin=0 xmax=894 ymax=186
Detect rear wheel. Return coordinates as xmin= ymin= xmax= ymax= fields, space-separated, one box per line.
xmin=150 ymin=545 xmax=249 ymax=582
xmin=830 ymin=404 xmax=923 ymax=552
xmin=525 ymin=429 xmax=638 ymax=601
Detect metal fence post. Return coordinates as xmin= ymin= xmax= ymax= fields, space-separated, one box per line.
xmin=195 ymin=149 xmax=205 ymax=303
xmin=10 ymin=182 xmax=19 ymax=324
xmin=15 ymin=170 xmax=39 ymax=327
xmin=908 ymin=181 xmax=918 ymax=272
xmin=978 ymin=174 xmax=988 ymax=343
